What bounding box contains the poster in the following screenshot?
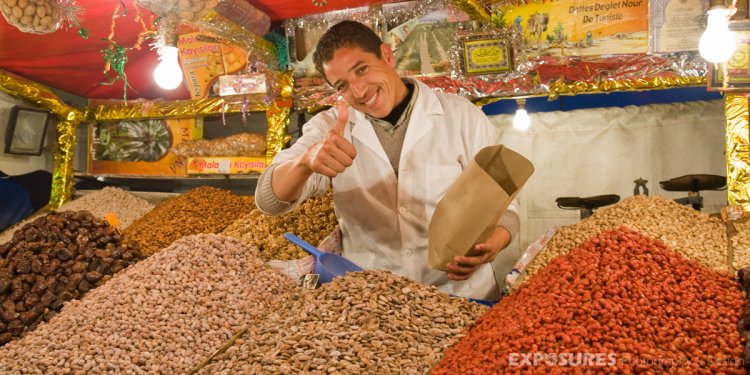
[390,6,472,75]
[88,118,202,176]
[650,0,706,53]
[504,0,649,56]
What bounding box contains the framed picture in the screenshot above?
[460,36,514,76]
[709,21,750,91]
[4,106,50,156]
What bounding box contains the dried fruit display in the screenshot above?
[434,227,745,374]
[0,210,144,346]
[198,270,486,374]
[57,187,155,230]
[124,186,255,255]
[0,0,61,34]
[172,132,266,157]
[731,220,750,271]
[0,234,294,373]
[222,190,336,261]
[522,195,728,285]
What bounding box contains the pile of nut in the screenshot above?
[198,270,486,374]
[223,190,336,261]
[435,227,745,373]
[172,132,266,157]
[0,210,144,346]
[731,220,750,270]
[523,195,728,285]
[0,234,295,373]
[57,187,155,230]
[137,0,217,22]
[0,0,61,34]
[124,186,256,255]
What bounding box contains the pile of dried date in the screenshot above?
[0,210,144,346]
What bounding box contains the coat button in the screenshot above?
[404,249,413,256]
[398,207,407,214]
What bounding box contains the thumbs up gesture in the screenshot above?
[302,104,357,177]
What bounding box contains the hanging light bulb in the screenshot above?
[153,45,184,90]
[699,2,737,64]
[513,98,530,131]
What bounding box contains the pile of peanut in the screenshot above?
[731,220,750,270]
[57,187,155,230]
[523,195,728,284]
[222,190,336,261]
[0,211,144,346]
[435,227,745,373]
[0,234,295,373]
[124,186,255,255]
[0,0,60,34]
[198,270,486,374]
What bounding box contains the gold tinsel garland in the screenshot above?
[548,76,708,101]
[450,0,491,24]
[0,69,87,208]
[726,94,750,210]
[265,72,293,164]
[0,69,294,208]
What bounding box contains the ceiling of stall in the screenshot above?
[0,0,380,101]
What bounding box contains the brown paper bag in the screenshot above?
[428,145,534,271]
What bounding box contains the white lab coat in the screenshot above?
[270,80,518,299]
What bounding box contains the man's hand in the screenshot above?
[446,227,511,281]
[302,104,357,177]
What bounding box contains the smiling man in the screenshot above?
[255,20,520,300]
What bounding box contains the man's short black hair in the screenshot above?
[313,20,383,78]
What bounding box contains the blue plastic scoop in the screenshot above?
[284,232,363,283]
[284,233,498,307]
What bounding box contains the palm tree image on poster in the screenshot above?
[93,120,172,162]
[393,11,473,75]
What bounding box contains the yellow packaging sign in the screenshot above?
[178,32,227,99]
[221,44,248,75]
[88,118,198,176]
[186,157,267,174]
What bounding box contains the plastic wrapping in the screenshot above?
[138,0,268,35]
[0,0,62,34]
[218,73,268,96]
[172,132,266,157]
[504,226,559,291]
[211,0,269,36]
[137,0,217,23]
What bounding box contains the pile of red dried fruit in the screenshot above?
[434,227,746,374]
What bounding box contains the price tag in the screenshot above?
[104,212,122,234]
[218,159,230,174]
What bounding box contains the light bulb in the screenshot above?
[513,99,530,131]
[699,7,736,63]
[153,46,184,90]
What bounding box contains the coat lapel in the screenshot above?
[350,108,390,165]
[348,80,444,166]
[401,81,443,159]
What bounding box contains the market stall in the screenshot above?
[1,0,750,373]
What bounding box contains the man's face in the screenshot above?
[322,44,407,119]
